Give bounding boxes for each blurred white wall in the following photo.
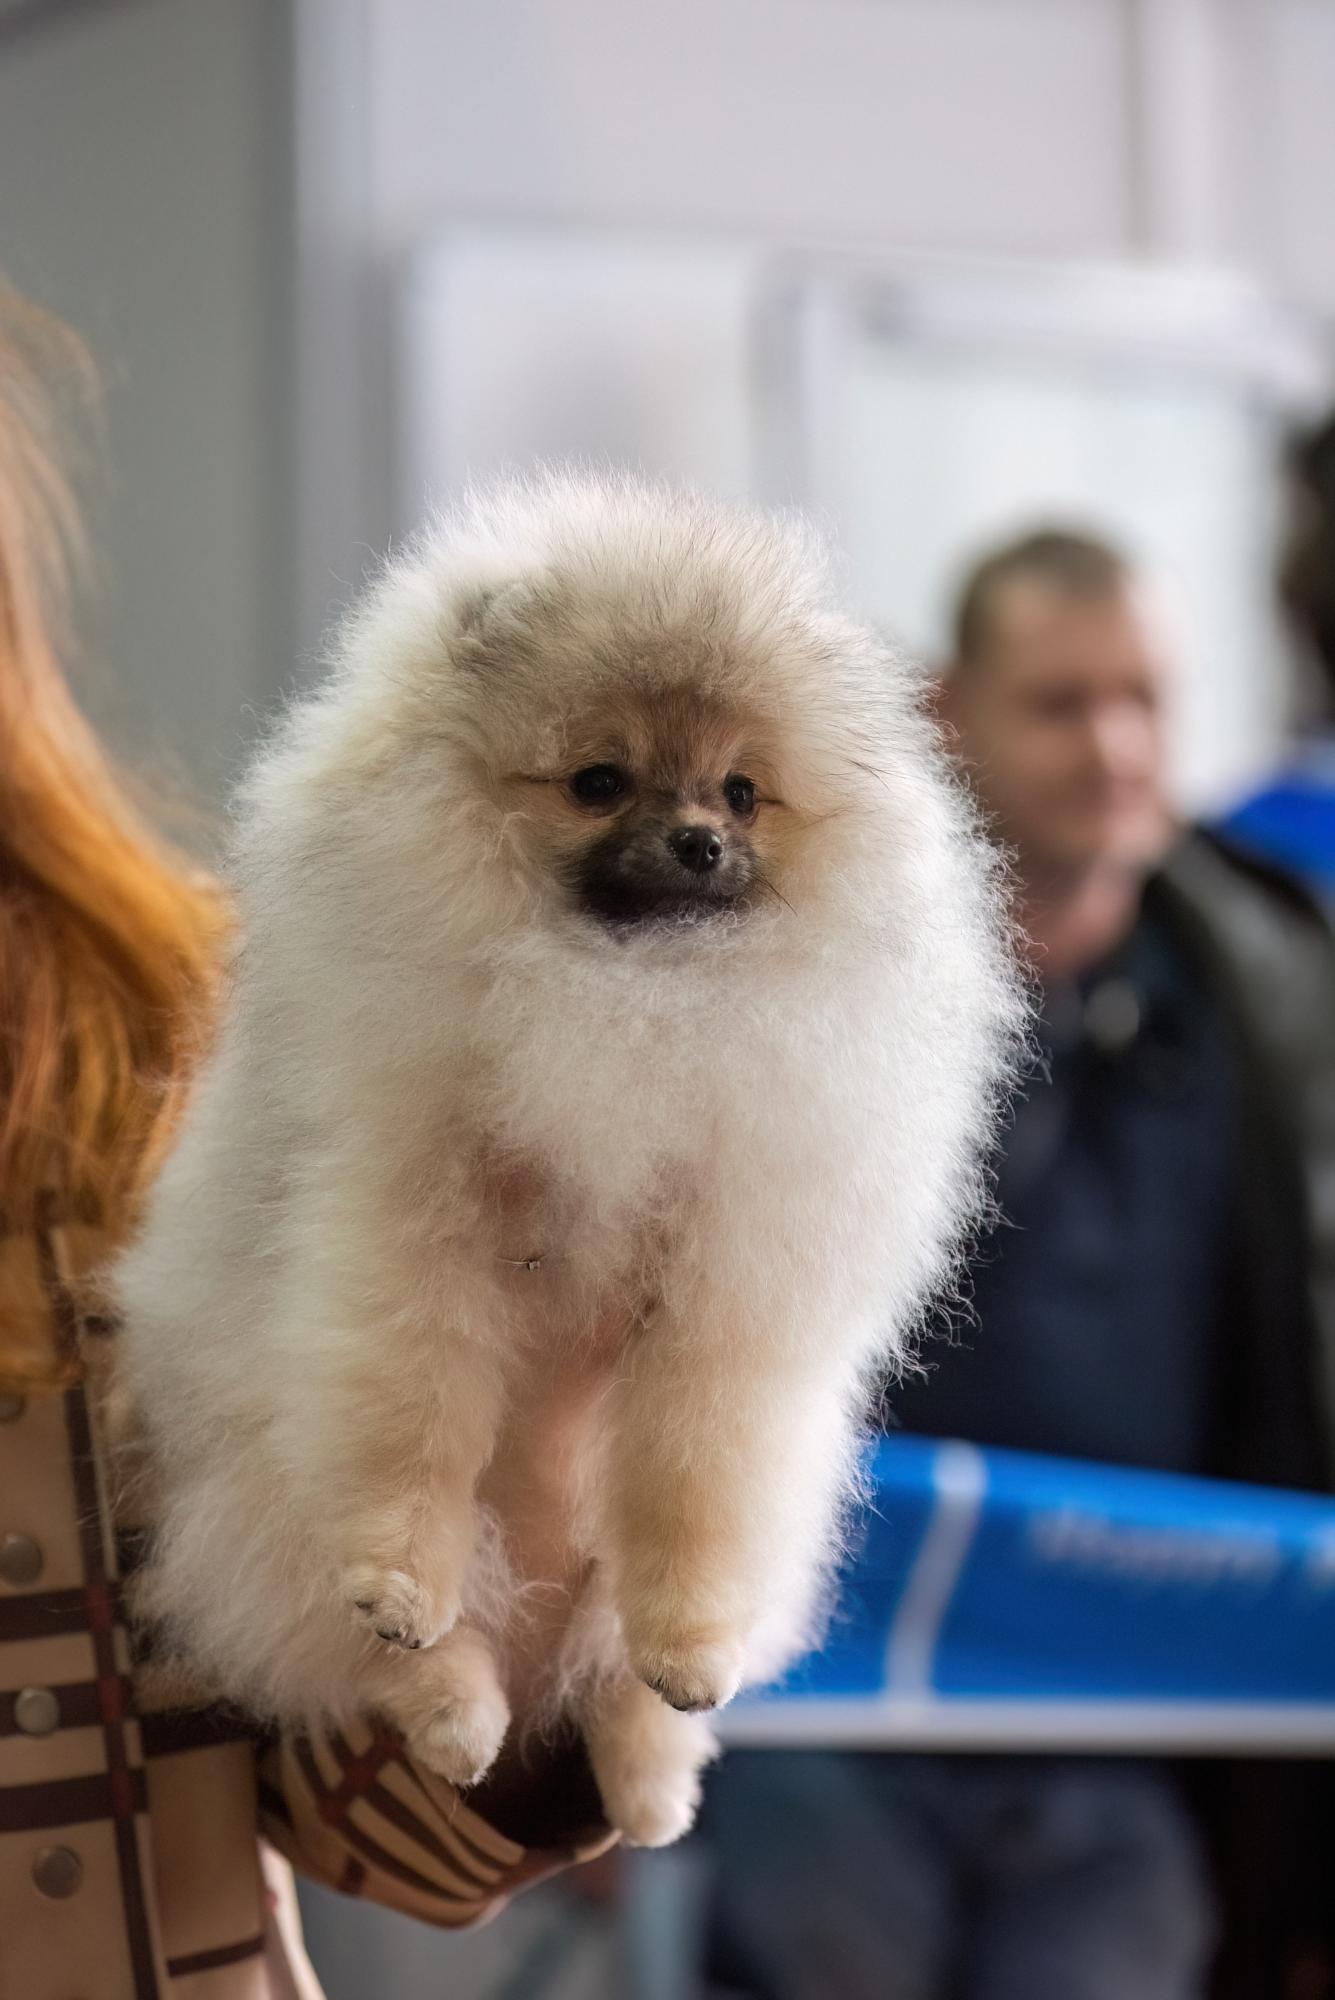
[0,0,293,805]
[366,0,1129,256]
[4,0,1333,804]
[361,0,1335,295]
[302,0,1335,649]
[320,0,1137,614]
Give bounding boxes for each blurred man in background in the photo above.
[705,529,1335,2000]
[1226,410,1335,889]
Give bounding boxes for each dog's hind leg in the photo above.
[582,1671,717,1847]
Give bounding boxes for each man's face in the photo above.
[943,580,1175,883]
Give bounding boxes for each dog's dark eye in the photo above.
[723,774,756,816]
[569,764,628,807]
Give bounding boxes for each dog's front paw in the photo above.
[407,1687,511,1789]
[346,1565,457,1652]
[630,1632,745,1714]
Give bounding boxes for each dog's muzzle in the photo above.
[575,820,754,926]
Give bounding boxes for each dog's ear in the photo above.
[449,571,560,675]
[447,579,516,673]
[451,574,543,646]
[455,582,502,637]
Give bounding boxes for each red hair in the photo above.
[0,295,225,1380]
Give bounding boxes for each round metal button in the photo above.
[0,1391,26,1422]
[32,1844,83,1898]
[0,1532,43,1586]
[14,1686,60,1736]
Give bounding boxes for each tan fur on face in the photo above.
[114,473,1025,1845]
[492,678,798,920]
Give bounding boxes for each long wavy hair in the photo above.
[0,294,225,1383]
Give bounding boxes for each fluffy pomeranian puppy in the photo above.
[115,474,1021,1845]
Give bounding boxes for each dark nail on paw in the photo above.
[373,1625,423,1650]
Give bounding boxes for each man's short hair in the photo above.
[951,527,1132,668]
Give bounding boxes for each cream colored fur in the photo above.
[114,474,1022,1845]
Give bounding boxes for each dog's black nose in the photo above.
[669,826,724,873]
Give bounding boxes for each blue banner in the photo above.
[725,1438,1335,1749]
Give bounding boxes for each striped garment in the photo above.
[1,1212,613,1999]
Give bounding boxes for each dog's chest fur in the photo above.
[468,1138,654,1549]
[474,1141,662,1348]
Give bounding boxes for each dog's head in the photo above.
[346,478,913,940]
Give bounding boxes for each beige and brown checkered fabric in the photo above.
[1,1215,613,1999]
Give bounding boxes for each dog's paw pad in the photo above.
[632,1636,744,1715]
[345,1567,454,1652]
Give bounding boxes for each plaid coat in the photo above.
[1,1211,612,1999]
